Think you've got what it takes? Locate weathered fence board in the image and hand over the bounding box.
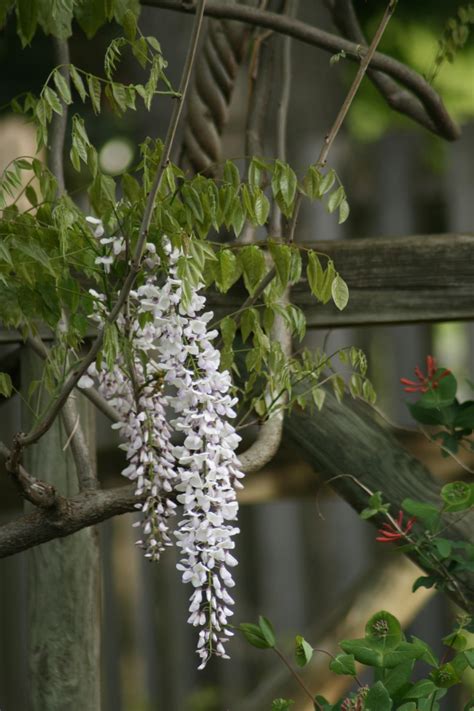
[208,233,474,327]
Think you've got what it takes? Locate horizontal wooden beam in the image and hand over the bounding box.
[209,233,474,327]
[0,235,472,343]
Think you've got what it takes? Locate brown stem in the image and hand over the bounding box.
[273,646,320,709]
[317,0,398,168]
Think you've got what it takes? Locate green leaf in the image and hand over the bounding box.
[363,681,392,711]
[122,8,137,40]
[360,491,390,519]
[11,239,55,276]
[418,371,457,409]
[16,0,37,45]
[453,402,474,429]
[0,372,13,397]
[441,481,474,512]
[327,185,344,214]
[215,249,240,293]
[338,199,350,224]
[43,87,63,115]
[319,169,336,196]
[412,575,439,593]
[53,69,72,105]
[258,616,276,648]
[231,198,245,237]
[75,0,107,38]
[407,402,445,425]
[224,160,240,190]
[365,611,403,652]
[331,274,349,311]
[402,679,437,699]
[239,622,273,649]
[431,662,462,688]
[248,157,263,188]
[25,185,38,207]
[220,315,236,349]
[302,165,321,200]
[239,245,266,296]
[433,538,452,558]
[269,242,291,287]
[442,631,467,651]
[253,187,270,225]
[87,74,102,114]
[383,660,414,697]
[339,638,382,667]
[464,648,474,668]
[295,635,313,667]
[402,499,439,532]
[329,653,356,676]
[70,65,87,101]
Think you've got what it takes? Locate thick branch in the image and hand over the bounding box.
[0,441,57,508]
[324,0,448,138]
[143,0,460,141]
[0,484,144,558]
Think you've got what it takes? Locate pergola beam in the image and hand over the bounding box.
[209,233,474,327]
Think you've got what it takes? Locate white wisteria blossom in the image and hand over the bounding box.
[80,218,244,667]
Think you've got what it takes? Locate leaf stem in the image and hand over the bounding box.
[273,646,321,709]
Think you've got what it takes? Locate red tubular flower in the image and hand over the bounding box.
[376,510,416,543]
[400,355,451,393]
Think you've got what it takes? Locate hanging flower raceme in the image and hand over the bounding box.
[79,218,243,667]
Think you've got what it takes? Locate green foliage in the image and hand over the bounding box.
[238,616,276,650]
[427,4,474,83]
[1,0,140,45]
[240,610,474,711]
[294,635,313,667]
[405,363,474,457]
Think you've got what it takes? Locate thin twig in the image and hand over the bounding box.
[12,0,207,456]
[24,335,121,424]
[287,0,398,242]
[319,0,398,168]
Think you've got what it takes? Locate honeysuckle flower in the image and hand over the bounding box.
[376,510,416,542]
[400,355,451,393]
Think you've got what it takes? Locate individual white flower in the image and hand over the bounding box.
[77,374,95,389]
[86,215,104,238]
[94,255,113,273]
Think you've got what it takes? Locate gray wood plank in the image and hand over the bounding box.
[208,233,474,327]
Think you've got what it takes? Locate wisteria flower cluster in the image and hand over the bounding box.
[80,217,244,667]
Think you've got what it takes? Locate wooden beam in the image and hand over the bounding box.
[209,234,474,327]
